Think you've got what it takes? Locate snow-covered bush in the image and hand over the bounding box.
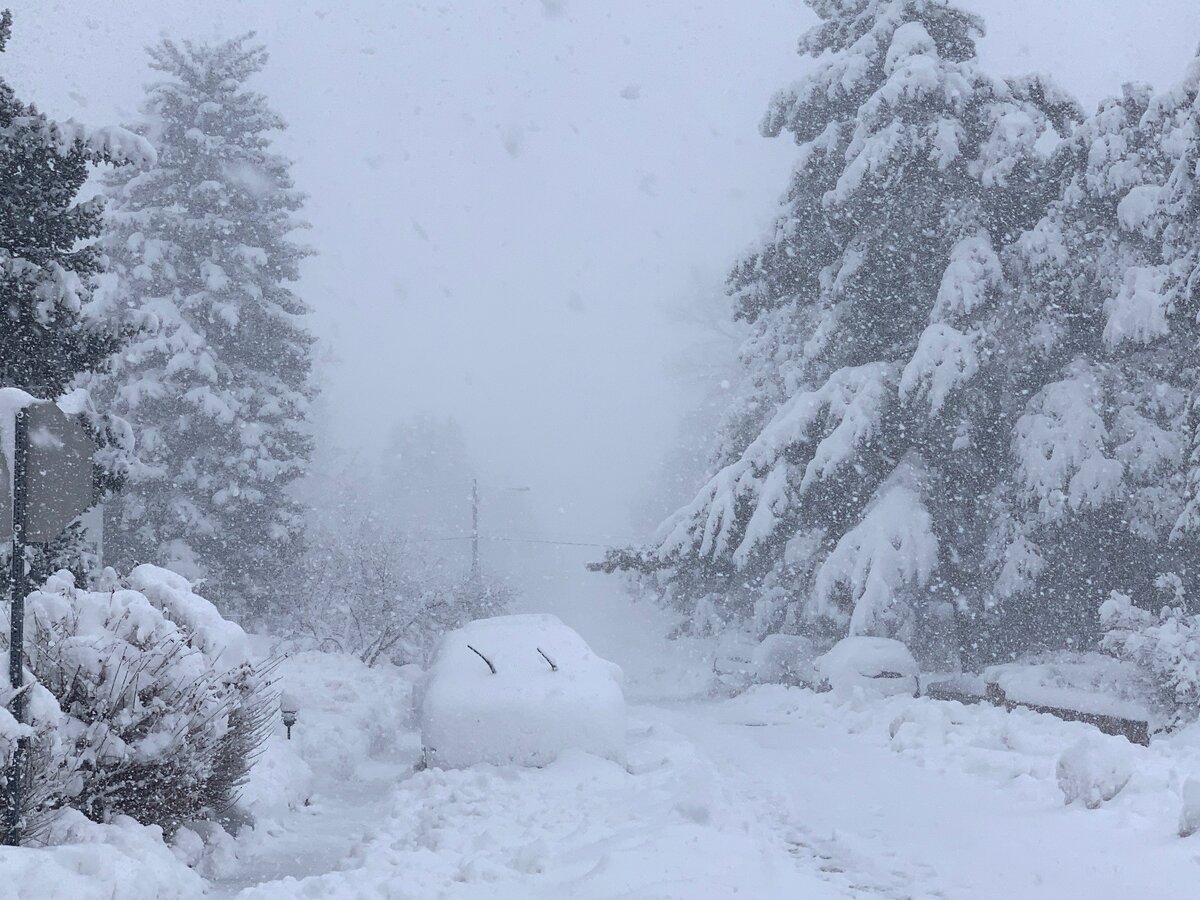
[1100,587,1200,724]
[7,566,275,837]
[0,661,72,844]
[284,519,510,667]
[1055,738,1133,808]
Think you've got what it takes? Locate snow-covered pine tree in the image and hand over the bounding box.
[96,35,315,614]
[1159,55,1200,546]
[0,12,154,583]
[0,10,154,400]
[596,0,1076,659]
[984,54,1200,654]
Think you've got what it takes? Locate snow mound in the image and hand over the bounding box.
[1179,777,1200,838]
[418,614,626,768]
[817,636,919,698]
[1056,738,1133,808]
[0,810,204,899]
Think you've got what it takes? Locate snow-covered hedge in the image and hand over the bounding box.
[2,565,274,840]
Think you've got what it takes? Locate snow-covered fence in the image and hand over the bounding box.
[983,682,1150,746]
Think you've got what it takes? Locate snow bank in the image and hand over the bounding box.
[817,636,919,698]
[418,614,626,768]
[0,811,204,900]
[731,683,1200,835]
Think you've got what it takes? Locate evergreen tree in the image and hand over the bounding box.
[596,0,1076,660]
[0,10,152,398]
[0,11,154,582]
[980,80,1179,652]
[1158,56,1200,545]
[95,35,315,614]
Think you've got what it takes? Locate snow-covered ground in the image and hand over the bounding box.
[217,664,1200,898]
[10,641,1200,899]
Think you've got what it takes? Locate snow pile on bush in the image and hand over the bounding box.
[1056,738,1134,808]
[817,636,919,698]
[4,565,274,840]
[1100,589,1200,724]
[0,810,205,899]
[418,614,626,768]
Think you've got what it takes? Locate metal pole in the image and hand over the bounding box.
[471,478,480,581]
[5,408,28,846]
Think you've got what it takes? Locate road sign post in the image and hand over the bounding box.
[4,408,28,845]
[2,398,96,845]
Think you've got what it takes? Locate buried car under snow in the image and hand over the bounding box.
[417,614,627,769]
[816,636,920,698]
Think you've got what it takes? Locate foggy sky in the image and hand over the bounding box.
[6,0,1200,557]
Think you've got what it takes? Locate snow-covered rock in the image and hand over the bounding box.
[418,614,626,768]
[817,636,919,698]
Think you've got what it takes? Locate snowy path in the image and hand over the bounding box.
[224,687,1200,899]
[212,755,416,898]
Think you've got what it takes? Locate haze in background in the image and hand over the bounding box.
[6,0,1198,673]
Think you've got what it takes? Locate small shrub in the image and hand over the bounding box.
[284,519,510,667]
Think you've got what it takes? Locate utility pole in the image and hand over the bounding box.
[471,477,480,582]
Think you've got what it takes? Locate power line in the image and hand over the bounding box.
[408,534,621,549]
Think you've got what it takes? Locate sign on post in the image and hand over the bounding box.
[3,397,96,845]
[0,400,95,543]
[22,402,96,542]
[0,448,9,540]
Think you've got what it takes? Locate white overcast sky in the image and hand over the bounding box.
[6,0,1200,551]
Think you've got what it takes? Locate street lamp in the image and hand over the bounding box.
[281,691,299,740]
